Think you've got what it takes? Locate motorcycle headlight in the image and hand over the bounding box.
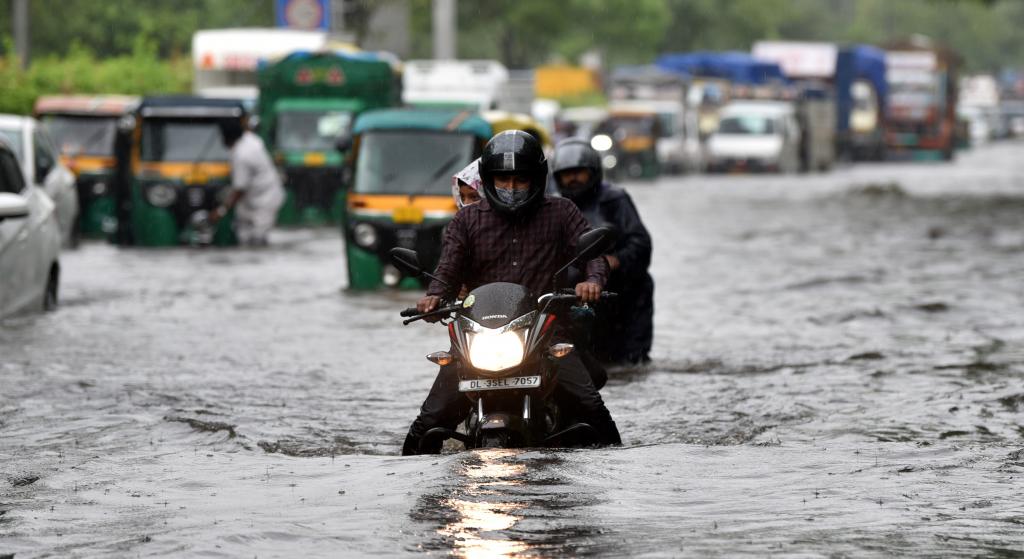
[461,312,536,372]
[468,330,526,372]
[353,222,377,248]
[602,155,618,169]
[145,183,177,207]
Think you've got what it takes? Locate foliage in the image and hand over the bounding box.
[0,39,191,115]
[0,0,274,59]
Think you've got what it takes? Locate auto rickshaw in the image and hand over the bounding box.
[591,110,662,180]
[481,110,552,148]
[112,96,245,246]
[342,109,491,289]
[34,95,139,238]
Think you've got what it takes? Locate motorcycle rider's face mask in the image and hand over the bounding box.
[493,174,532,205]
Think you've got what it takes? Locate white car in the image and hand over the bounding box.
[0,140,61,318]
[0,115,78,246]
[706,100,801,173]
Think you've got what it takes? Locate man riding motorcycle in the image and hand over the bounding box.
[552,138,654,365]
[402,130,622,455]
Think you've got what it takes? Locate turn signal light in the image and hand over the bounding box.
[548,343,574,359]
[426,351,453,366]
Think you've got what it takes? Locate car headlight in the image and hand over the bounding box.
[145,183,176,207]
[591,134,613,152]
[468,329,526,372]
[353,222,377,248]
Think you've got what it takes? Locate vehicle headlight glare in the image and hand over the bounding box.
[353,222,377,248]
[591,134,614,152]
[468,329,525,372]
[146,183,176,207]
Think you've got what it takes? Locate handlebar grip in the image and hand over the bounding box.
[400,307,420,317]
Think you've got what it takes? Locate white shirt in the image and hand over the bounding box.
[230,131,284,212]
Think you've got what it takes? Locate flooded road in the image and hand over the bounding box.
[3,142,1024,557]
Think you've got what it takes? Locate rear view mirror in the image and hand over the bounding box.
[0,192,30,221]
[389,247,423,277]
[576,226,616,262]
[335,133,353,153]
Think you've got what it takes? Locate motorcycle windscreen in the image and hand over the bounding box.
[462,282,535,330]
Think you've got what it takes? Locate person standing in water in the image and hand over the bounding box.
[210,119,285,246]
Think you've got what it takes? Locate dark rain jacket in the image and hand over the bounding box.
[569,181,654,363]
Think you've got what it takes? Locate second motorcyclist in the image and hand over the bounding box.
[552,137,655,366]
[402,130,622,455]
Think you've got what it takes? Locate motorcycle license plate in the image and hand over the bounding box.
[458,376,541,392]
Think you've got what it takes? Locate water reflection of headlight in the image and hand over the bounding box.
[145,183,176,207]
[591,134,613,152]
[353,222,377,248]
[468,329,526,372]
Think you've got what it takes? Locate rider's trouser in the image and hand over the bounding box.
[401,353,621,455]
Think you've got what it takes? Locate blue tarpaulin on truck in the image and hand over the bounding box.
[835,45,888,133]
[655,52,787,85]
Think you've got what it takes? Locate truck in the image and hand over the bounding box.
[257,50,401,225]
[884,38,960,160]
[752,41,883,163]
[191,28,329,106]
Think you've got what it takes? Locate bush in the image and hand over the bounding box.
[0,38,191,115]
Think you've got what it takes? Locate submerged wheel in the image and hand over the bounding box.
[479,431,510,449]
[43,267,59,311]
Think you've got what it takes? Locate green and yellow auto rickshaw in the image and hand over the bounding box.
[34,95,139,237]
[257,49,401,226]
[112,96,245,246]
[342,109,492,289]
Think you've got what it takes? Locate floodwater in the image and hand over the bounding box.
[2,142,1024,557]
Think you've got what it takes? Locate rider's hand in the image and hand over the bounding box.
[417,295,441,314]
[575,281,602,303]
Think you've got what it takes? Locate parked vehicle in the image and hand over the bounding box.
[342,109,492,289]
[706,100,801,173]
[34,95,139,239]
[0,140,61,318]
[388,227,616,451]
[111,97,246,247]
[884,38,960,161]
[0,115,79,247]
[257,50,401,226]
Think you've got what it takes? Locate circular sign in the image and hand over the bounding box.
[284,0,324,30]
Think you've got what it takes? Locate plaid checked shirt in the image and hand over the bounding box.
[427,196,609,299]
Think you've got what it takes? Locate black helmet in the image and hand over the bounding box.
[479,130,548,218]
[551,137,602,203]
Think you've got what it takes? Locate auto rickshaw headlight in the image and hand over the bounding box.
[92,182,107,196]
[145,183,177,208]
[591,134,614,152]
[353,222,377,249]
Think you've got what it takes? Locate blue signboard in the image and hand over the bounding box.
[275,0,330,31]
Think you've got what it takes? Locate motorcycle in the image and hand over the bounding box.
[390,227,615,452]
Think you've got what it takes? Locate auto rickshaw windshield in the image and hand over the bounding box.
[353,130,475,195]
[275,110,353,152]
[41,115,118,157]
[141,118,231,162]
